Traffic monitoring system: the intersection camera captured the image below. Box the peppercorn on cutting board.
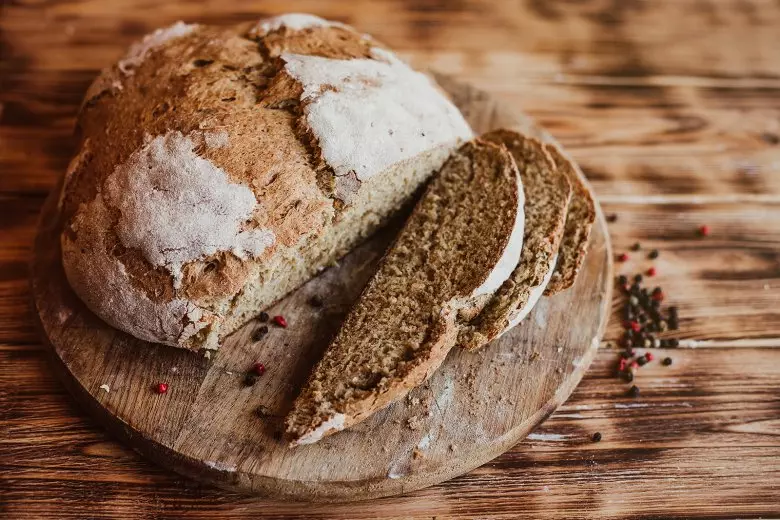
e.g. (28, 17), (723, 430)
(31, 76), (612, 502)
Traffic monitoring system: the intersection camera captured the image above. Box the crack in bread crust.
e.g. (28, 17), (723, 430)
(60, 16), (473, 349)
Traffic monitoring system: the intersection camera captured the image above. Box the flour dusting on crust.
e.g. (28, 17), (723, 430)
(250, 13), (347, 36)
(118, 21), (197, 74)
(282, 48), (473, 185)
(61, 194), (216, 346)
(105, 131), (275, 288)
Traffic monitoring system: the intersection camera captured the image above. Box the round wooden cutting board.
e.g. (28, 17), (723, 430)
(31, 76), (612, 502)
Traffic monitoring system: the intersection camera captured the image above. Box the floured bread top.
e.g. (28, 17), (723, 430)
(60, 15), (472, 348)
(283, 49), (472, 186)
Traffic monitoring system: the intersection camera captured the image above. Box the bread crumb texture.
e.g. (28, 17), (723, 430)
(61, 14), (472, 349)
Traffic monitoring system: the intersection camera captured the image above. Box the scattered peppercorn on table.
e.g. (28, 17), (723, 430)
(2, 0), (780, 518)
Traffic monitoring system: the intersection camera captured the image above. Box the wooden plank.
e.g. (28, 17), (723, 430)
(3, 0), (780, 79)
(4, 196), (779, 347)
(4, 79), (780, 199)
(603, 201), (780, 343)
(2, 346), (778, 519)
(3, 2), (780, 199)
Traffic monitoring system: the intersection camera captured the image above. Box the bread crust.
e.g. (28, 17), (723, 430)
(60, 15), (472, 349)
(542, 144), (596, 295)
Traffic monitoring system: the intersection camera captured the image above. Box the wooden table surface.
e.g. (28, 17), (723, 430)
(2, 0), (779, 518)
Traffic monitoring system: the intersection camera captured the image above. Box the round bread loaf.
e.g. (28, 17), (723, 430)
(59, 14), (473, 350)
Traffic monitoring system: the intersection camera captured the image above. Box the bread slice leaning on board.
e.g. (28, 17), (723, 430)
(285, 138), (525, 445)
(58, 14), (474, 350)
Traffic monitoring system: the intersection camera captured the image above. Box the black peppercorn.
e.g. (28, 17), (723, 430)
(648, 249), (660, 259)
(259, 311), (270, 322)
(252, 325), (269, 342)
(631, 243), (641, 251)
(618, 275), (628, 285)
(592, 432), (602, 442)
(662, 357), (673, 366)
(634, 274), (643, 283)
(669, 338), (680, 347)
(628, 385), (640, 398)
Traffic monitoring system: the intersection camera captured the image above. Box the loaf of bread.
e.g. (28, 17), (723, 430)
(286, 139), (524, 444)
(59, 14), (473, 350)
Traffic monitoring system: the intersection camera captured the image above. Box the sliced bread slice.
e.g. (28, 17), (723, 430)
(542, 144), (596, 295)
(457, 129), (572, 351)
(285, 139), (525, 445)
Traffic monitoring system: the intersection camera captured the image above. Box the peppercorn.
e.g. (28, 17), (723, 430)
(620, 351), (631, 359)
(272, 315), (288, 328)
(631, 242), (641, 251)
(252, 325), (269, 342)
(623, 370), (635, 383)
(669, 306), (679, 316)
(618, 253), (629, 262)
(637, 357), (648, 367)
(662, 357), (673, 366)
(659, 320), (668, 331)
(618, 275), (628, 285)
(652, 337), (661, 348)
(259, 311), (269, 322)
(643, 338), (652, 348)
(243, 374), (258, 387)
(607, 213), (618, 223)
(629, 295), (639, 307)
(698, 224), (710, 237)
(648, 249), (660, 259)
(669, 338), (680, 347)
(634, 274), (643, 283)
(252, 362), (266, 376)
(155, 382), (168, 394)
(645, 352), (654, 362)
(647, 267), (657, 277)
(592, 432), (602, 442)
(628, 385), (640, 398)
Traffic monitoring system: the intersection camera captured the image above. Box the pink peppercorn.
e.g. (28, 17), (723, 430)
(272, 315), (288, 328)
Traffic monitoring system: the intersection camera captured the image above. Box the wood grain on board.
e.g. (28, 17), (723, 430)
(2, 0), (780, 517)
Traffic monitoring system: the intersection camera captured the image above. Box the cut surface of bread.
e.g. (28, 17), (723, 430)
(542, 144), (596, 295)
(457, 130), (571, 351)
(285, 139), (524, 445)
(59, 14), (472, 350)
